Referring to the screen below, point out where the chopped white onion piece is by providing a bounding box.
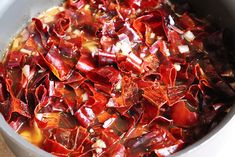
[58,7,65,12]
[183,31,195,42]
[115,74,122,90]
[116,34,132,55]
[178,45,190,53]
[91,138,106,154]
[140,53,146,58]
[92,139,107,149]
[155,145,178,156]
[115,80,122,90]
[129,52,142,65]
[199,67,205,76]
[120,42,131,55]
[64,36,71,40]
[38,69,44,73]
[35,113,43,121]
[106,98,115,107]
[112,44,120,53]
[103,118,116,128]
[136,8,142,14]
[118,74,122,80]
[89,128,94,133]
[42,23,48,29]
[161,41,171,56]
[73,29,81,35]
[169,15,175,25]
[20,48,32,55]
[22,65,30,78]
[66,26,72,33]
[150,32,156,39]
[174,63,181,71]
[165,48,171,56]
[85,107,95,119]
[82,92,88,102]
[95,148,103,154]
[49,81,54,97]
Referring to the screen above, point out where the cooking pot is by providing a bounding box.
[0,0,234,157]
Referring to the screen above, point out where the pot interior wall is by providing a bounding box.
[0,0,62,59]
[189,0,235,34]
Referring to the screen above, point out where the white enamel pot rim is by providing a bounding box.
[0,0,235,157]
